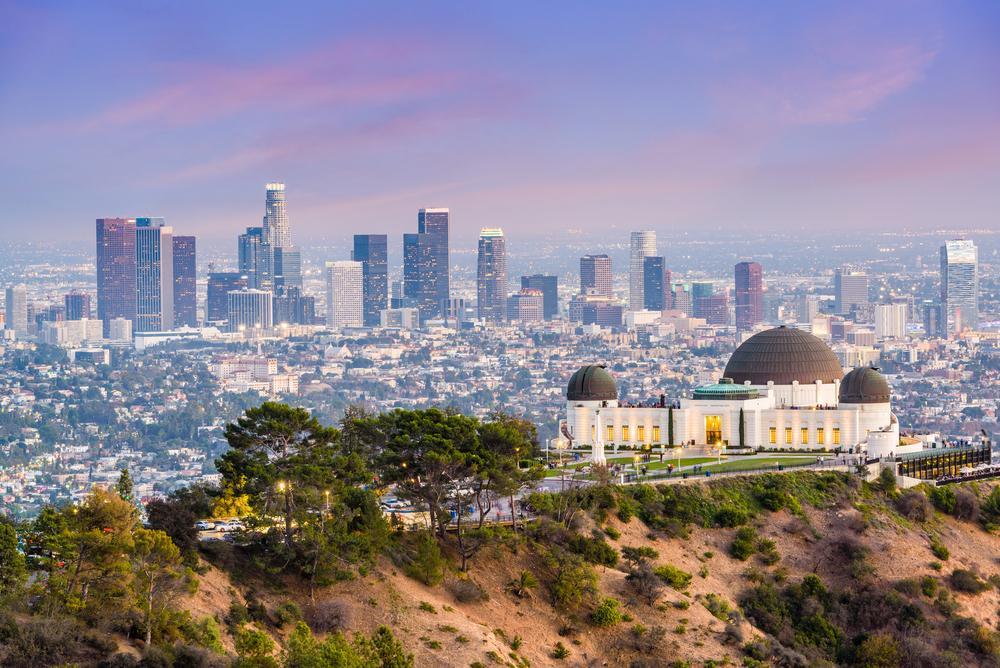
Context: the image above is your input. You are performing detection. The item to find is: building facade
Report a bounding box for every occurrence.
[477,228,507,323]
[734,261,763,332]
[172,235,197,328]
[64,292,91,321]
[207,272,248,323]
[4,284,28,336]
[580,254,613,298]
[135,218,174,333]
[325,260,363,328]
[629,231,657,310]
[507,288,544,323]
[227,289,273,332]
[353,234,388,327]
[96,218,137,336]
[642,256,669,311]
[520,274,558,320]
[834,268,869,316]
[940,239,978,334]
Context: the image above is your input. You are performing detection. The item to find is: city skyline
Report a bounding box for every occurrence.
[3,2,1000,242]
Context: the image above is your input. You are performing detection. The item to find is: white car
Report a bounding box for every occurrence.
[195,521,215,531]
[218,520,245,532]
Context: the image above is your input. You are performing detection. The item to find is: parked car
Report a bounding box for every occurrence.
[195,521,215,531]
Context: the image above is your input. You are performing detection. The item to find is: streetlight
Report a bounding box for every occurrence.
[633,454,641,478]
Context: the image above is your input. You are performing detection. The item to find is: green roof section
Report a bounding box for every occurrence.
[693,378,759,401]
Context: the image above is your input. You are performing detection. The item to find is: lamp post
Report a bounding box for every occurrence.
[633,454,641,479]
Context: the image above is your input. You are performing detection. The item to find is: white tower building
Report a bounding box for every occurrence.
[629,231,657,311]
[4,284,28,336]
[326,261,364,328]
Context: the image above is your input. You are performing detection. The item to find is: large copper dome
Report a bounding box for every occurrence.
[723,326,843,386]
[566,365,618,401]
[839,366,891,404]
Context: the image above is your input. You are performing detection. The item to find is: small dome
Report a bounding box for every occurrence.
[724,326,843,385]
[566,365,618,401]
[839,366,891,404]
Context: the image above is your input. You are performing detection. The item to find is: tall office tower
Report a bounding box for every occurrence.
[172,235,197,328]
[922,301,945,338]
[507,288,545,323]
[476,228,507,323]
[238,227,267,289]
[353,234,388,326]
[96,218,137,336]
[207,272,248,323]
[263,182,290,247]
[520,275,558,320]
[691,282,714,301]
[580,254,613,298]
[734,261,764,332]
[695,293,729,326]
[403,232,438,319]
[642,256,669,311]
[629,231,657,310]
[64,292,91,321]
[325,261,363,328]
[417,208,450,315]
[135,218,174,332]
[4,284,27,336]
[874,303,907,340]
[227,289,273,332]
[940,239,979,334]
[834,268,869,315]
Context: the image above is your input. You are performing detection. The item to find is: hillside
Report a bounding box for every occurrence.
[177,472,1000,667]
[6,471,1000,667]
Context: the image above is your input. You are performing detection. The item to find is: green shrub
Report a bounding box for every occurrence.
[274,601,302,628]
[552,641,570,659]
[419,601,437,614]
[550,554,599,611]
[703,593,732,621]
[566,534,618,567]
[407,533,446,586]
[730,527,757,561]
[876,468,897,494]
[713,505,749,527]
[982,487,1000,526]
[929,486,957,514]
[920,576,937,597]
[591,598,623,627]
[950,569,989,594]
[853,633,901,667]
[654,564,693,590]
[930,539,949,561]
[758,538,780,565]
[603,526,621,540]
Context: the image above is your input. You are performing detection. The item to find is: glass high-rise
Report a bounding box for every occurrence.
[353,234,388,326]
[4,284,28,336]
[325,261,364,328]
[135,218,174,332]
[834,268,868,315]
[418,208,450,316]
[642,256,668,311]
[940,239,978,333]
[207,272,248,323]
[172,235,197,327]
[64,292,91,321]
[238,227,267,289]
[477,228,507,323]
[96,218,137,336]
[734,261,763,332]
[629,231,657,310]
[263,182,290,247]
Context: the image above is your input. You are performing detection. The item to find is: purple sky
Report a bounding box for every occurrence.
[2,1,998,244]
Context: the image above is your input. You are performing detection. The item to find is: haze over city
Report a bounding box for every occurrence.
[3,1,1000,243]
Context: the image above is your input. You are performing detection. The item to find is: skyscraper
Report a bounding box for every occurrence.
[207,272,248,323]
[4,284,27,336]
[834,268,869,315]
[325,261,363,328]
[238,227,267,289]
[353,234,388,326]
[695,293,729,326]
[642,256,669,311]
[135,218,174,332]
[96,218,137,336]
[263,182,290,247]
[272,246,302,290]
[417,208,450,316]
[580,254,613,298]
[477,228,507,323]
[940,239,978,333]
[734,261,763,332]
[172,235,197,328]
[227,289,272,332]
[874,303,907,340]
[629,231,657,310]
[520,275,558,320]
[64,292,91,321]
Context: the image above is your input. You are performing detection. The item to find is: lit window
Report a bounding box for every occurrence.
[833,428,841,445]
[769,427,776,444]
[637,426,645,442]
[817,428,825,445]
[785,427,793,445]
[607,425,615,442]
[591,425,595,440]
[652,426,661,443]
[801,428,809,444]
[622,425,630,441]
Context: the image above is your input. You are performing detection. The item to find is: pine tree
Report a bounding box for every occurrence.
[116,467,134,502]
[667,405,674,446]
[738,408,746,448]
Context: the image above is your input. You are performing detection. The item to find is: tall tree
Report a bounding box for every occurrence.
[130,527,186,646]
[116,468,134,502]
[0,521,26,604]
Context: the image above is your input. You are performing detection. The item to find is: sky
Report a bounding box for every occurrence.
[2,1,999,246]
